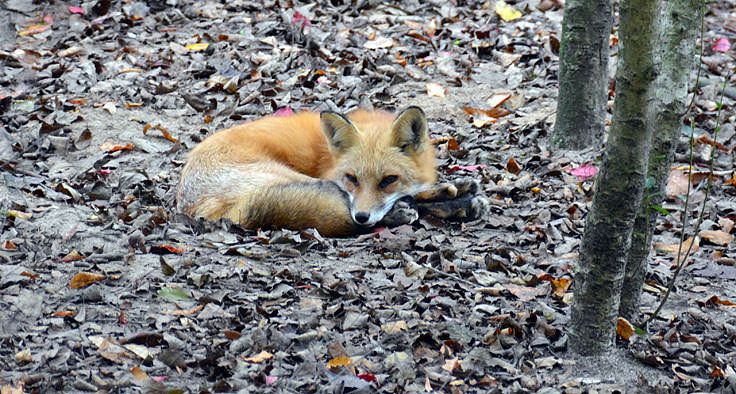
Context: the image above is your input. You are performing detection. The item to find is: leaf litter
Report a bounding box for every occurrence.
[0,0,735,393]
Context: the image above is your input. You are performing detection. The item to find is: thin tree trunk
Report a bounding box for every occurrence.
[551,0,613,150]
[618,0,704,321]
[569,0,660,355]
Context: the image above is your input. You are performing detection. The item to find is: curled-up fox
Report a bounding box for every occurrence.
[176,106,488,237]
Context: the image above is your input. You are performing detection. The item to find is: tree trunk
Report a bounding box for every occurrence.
[551,0,613,150]
[569,0,660,355]
[618,0,704,321]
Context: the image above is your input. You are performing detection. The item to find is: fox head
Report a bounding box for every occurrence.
[320,106,437,227]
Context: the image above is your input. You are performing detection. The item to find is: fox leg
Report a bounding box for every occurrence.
[411,179,489,222]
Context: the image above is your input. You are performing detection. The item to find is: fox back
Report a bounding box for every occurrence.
[176,106,437,236]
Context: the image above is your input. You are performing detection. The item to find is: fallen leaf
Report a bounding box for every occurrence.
[461,106,511,118]
[15,349,32,363]
[700,230,733,246]
[495,1,522,22]
[666,168,709,197]
[18,24,51,36]
[99,141,135,153]
[265,375,278,385]
[51,310,76,317]
[653,237,700,265]
[363,36,394,49]
[2,240,17,250]
[163,305,203,316]
[426,82,446,97]
[506,158,522,174]
[697,295,736,307]
[539,274,572,297]
[616,317,635,341]
[719,218,734,233]
[425,376,433,391]
[186,43,209,51]
[381,320,408,335]
[472,115,496,128]
[102,102,116,114]
[150,244,185,254]
[567,164,598,180]
[143,124,179,143]
[488,92,512,108]
[0,382,25,394]
[292,11,311,27]
[503,283,549,301]
[61,249,85,262]
[326,356,352,368]
[69,6,84,14]
[356,373,377,383]
[713,38,731,53]
[69,272,106,289]
[244,350,274,363]
[7,209,32,220]
[442,357,462,373]
[130,366,149,381]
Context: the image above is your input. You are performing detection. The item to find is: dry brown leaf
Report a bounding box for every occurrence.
[506,158,522,175]
[18,24,51,36]
[69,272,105,289]
[666,168,709,197]
[616,317,635,341]
[503,283,548,301]
[653,237,700,265]
[2,240,17,250]
[244,350,274,363]
[61,249,85,262]
[326,356,352,368]
[99,141,135,153]
[700,230,733,246]
[130,366,149,381]
[143,124,180,143]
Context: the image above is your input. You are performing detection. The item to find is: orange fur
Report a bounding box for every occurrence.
[177,107,437,237]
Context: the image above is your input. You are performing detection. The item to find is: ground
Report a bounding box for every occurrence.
[1,0,736,393]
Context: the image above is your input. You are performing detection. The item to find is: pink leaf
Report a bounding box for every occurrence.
[69,6,84,15]
[292,11,311,27]
[43,14,54,24]
[151,376,167,382]
[713,38,731,53]
[567,163,598,180]
[446,164,486,173]
[265,375,278,385]
[273,107,293,117]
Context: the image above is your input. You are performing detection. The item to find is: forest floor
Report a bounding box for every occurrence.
[1,0,736,393]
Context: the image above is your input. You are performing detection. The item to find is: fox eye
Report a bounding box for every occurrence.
[345,173,359,186]
[379,175,399,189]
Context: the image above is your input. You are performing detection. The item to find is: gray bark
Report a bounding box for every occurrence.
[569,0,660,354]
[551,0,613,150]
[619,0,704,321]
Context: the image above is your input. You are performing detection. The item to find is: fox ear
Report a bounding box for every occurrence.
[321,112,359,154]
[390,106,429,155]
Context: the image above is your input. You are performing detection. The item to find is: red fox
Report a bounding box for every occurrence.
[176,106,486,237]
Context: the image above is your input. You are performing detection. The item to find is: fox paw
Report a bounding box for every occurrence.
[380,196,419,227]
[417,179,488,222]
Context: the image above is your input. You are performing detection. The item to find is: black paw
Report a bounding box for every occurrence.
[417,179,488,222]
[380,196,419,227]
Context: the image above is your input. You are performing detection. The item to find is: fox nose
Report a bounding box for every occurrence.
[354,212,370,224]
